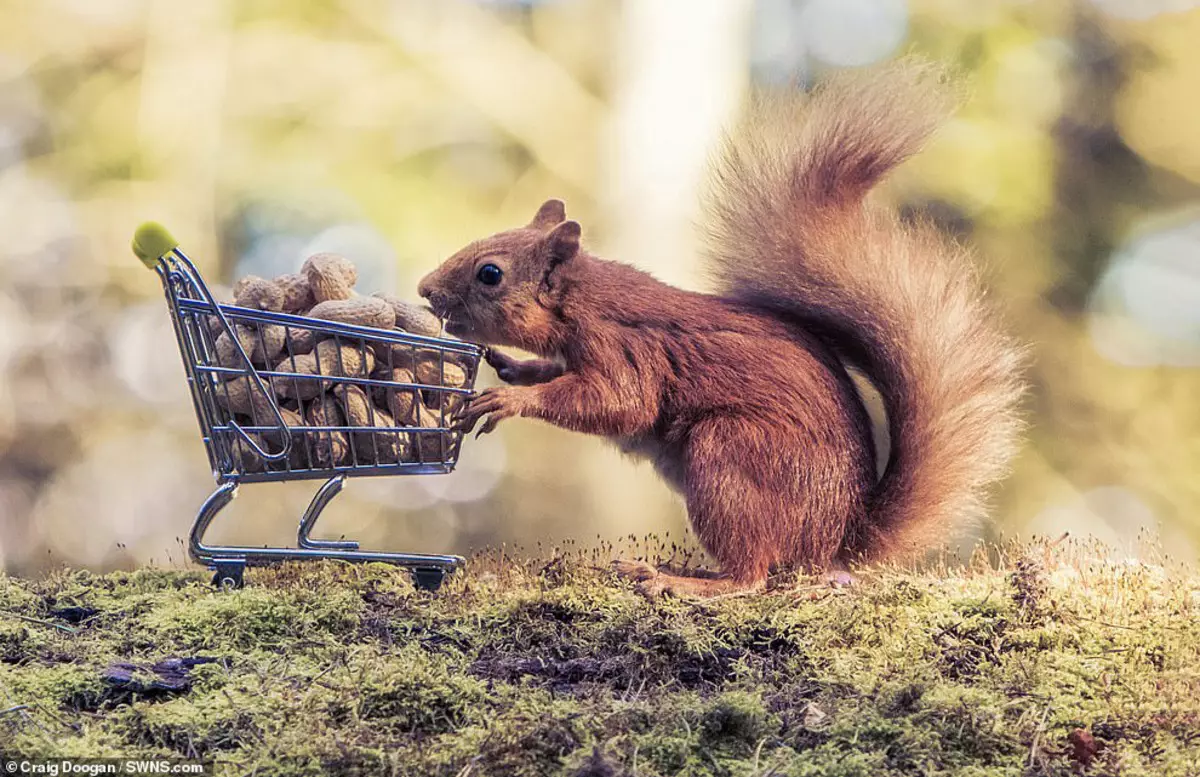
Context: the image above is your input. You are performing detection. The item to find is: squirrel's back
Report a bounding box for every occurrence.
[703,59,1025,561]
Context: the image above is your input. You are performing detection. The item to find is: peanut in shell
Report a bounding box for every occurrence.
[373,367,419,423]
[334,384,408,464]
[308,296,395,330]
[272,341,375,400]
[409,400,450,462]
[414,352,468,388]
[302,253,357,303]
[371,293,442,337]
[232,275,285,312]
[231,407,305,472]
[215,323,286,367]
[305,394,349,467]
[273,273,315,313]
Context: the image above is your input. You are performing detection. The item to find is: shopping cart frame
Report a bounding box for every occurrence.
[133,223,482,591]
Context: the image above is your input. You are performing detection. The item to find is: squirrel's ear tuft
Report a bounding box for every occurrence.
[546,220,581,263]
[528,199,567,231]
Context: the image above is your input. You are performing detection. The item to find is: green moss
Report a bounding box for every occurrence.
[700,691,773,753]
[0,621,46,663]
[121,693,255,758]
[356,646,488,734]
[3,663,109,711]
[137,585,363,651]
[0,543,1197,776]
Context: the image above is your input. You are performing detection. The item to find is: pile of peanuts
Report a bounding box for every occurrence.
[205,253,471,471]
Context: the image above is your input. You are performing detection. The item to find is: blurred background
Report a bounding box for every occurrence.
[1,0,1198,576]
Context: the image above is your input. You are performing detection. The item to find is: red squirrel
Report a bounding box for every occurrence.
[417,60,1025,597]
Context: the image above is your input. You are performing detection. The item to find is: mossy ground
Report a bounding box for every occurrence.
[1,540,1197,776]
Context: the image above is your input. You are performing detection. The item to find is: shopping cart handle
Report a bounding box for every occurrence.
[132,222,179,269]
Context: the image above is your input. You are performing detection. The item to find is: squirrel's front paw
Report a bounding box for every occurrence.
[484,348,521,384]
[453,386,533,437]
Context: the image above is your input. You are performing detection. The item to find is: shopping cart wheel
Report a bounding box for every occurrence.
[411,566,446,592]
[212,562,245,591]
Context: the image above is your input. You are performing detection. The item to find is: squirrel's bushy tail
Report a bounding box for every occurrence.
[703,59,1025,561]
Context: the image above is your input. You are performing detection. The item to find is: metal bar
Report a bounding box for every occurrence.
[197,545,464,569]
[160,267,225,479]
[188,481,242,565]
[296,475,358,550]
[221,462,453,484]
[208,367,474,396]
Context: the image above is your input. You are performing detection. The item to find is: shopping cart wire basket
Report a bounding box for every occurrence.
[132,222,483,591]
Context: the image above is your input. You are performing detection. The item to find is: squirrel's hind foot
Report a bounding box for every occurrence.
[639,572,764,600]
[611,560,764,599]
[818,569,857,588]
[610,559,658,582]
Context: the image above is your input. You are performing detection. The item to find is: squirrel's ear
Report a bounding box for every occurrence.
[545,220,581,264]
[539,220,580,301]
[527,199,567,231]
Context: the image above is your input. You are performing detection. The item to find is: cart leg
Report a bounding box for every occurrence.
[187,477,463,590]
[297,475,359,550]
[190,482,250,591]
[190,482,239,566]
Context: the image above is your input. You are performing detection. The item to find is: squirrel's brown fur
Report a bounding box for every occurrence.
[418,59,1025,597]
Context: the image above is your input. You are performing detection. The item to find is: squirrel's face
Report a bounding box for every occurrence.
[418,199,581,350]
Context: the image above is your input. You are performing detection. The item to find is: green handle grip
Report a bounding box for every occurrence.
[131,222,179,269]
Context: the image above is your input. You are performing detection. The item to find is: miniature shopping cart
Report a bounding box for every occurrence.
[132,223,482,591]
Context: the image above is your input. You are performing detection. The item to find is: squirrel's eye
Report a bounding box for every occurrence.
[476,263,503,286]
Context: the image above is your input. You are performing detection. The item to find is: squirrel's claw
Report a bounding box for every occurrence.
[452,386,528,437]
[476,416,502,438]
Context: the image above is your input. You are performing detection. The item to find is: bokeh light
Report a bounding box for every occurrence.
[1089,217,1200,366]
[799,0,908,67]
[1089,0,1200,20]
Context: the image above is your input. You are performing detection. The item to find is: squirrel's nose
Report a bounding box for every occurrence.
[417,275,434,300]
[418,274,450,316]
[418,277,446,311]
